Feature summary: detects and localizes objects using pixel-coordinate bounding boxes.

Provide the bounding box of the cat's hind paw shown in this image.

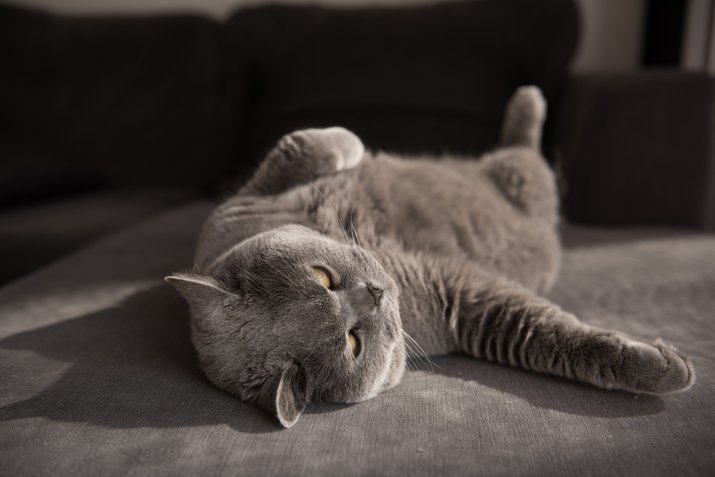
[618,338,695,394]
[500,85,547,149]
[510,86,546,124]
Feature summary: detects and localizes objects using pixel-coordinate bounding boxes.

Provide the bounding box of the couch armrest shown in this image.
[552,70,715,229]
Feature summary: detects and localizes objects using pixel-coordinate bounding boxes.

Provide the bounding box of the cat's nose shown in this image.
[366,283,384,307]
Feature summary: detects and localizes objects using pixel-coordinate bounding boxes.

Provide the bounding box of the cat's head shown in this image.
[167,225,405,427]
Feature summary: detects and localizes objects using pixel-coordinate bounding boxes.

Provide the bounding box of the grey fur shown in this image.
[168,86,695,427]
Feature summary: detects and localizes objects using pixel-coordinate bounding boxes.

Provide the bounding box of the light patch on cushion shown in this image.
[0,280,159,337]
[0,348,72,406]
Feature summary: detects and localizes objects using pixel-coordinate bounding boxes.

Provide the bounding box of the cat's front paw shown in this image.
[312,127,364,171]
[273,127,365,175]
[617,338,695,394]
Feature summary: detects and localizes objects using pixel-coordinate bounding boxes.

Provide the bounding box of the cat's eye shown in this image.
[347,331,361,357]
[312,267,333,289]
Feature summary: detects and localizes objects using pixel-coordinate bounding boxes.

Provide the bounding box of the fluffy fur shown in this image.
[168,87,695,428]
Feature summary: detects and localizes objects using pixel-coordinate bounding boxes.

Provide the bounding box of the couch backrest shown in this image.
[0,5,231,204]
[0,0,578,204]
[227,0,578,172]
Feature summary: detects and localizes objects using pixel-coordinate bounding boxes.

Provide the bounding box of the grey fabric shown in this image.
[0,187,197,284]
[0,5,232,191]
[553,71,715,229]
[228,0,577,168]
[0,203,713,476]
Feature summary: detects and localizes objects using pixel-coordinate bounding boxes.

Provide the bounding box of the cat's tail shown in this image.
[499,85,546,150]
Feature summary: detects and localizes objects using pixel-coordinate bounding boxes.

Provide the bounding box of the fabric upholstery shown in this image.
[554,71,715,229]
[0,0,578,200]
[0,203,713,475]
[0,4,233,195]
[227,0,578,169]
[0,187,197,284]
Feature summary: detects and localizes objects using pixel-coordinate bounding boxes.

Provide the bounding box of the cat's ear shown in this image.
[165,273,231,310]
[257,363,311,428]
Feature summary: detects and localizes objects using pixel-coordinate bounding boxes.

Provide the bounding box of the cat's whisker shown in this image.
[349,217,362,248]
[402,330,439,372]
[305,180,353,247]
[402,341,423,373]
[401,344,417,372]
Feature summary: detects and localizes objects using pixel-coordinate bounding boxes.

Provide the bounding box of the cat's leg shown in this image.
[454,87,559,291]
[439,261,695,394]
[390,246,695,394]
[499,85,546,149]
[480,148,559,226]
[239,127,365,197]
[480,86,558,225]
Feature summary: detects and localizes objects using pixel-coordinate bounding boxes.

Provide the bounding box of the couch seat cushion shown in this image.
[0,205,713,475]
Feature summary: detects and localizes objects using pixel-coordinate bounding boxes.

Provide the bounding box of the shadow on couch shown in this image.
[0,286,280,434]
[414,357,665,419]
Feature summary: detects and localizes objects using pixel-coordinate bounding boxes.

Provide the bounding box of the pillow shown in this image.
[226,0,578,171]
[0,4,232,192]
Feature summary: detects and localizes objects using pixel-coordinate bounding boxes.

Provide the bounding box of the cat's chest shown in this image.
[302,179,381,248]
[196,194,311,269]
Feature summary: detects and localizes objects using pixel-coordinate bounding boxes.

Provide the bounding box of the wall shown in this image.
[5,0,647,72]
[3,0,452,16]
[682,0,715,73]
[572,0,645,72]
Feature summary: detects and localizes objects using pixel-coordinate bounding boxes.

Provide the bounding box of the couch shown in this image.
[1,0,714,475]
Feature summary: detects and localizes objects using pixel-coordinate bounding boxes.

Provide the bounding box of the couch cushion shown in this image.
[0,4,233,196]
[227,0,578,172]
[0,205,712,475]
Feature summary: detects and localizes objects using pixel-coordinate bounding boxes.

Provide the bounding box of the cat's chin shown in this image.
[359,338,407,402]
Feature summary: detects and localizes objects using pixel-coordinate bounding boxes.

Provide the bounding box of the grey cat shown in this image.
[168,87,695,428]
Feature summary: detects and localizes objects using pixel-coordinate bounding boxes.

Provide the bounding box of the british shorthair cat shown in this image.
[168,87,694,427]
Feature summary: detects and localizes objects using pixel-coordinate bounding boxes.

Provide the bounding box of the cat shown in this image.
[167,86,695,428]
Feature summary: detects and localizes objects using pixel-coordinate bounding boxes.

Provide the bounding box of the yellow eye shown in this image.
[347,331,360,357]
[312,267,332,289]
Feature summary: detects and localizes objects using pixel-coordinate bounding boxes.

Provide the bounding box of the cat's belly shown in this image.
[369,159,516,259]
[395,188,525,268]
[362,156,560,290]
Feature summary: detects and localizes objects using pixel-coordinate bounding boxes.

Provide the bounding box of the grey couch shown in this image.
[1,1,714,475]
